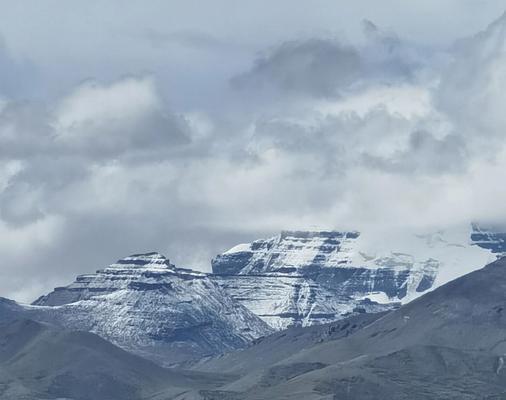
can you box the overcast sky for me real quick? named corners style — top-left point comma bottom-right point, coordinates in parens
top-left (1, 1), bottom-right (506, 302)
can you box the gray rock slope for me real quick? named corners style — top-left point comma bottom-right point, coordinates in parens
top-left (190, 256), bottom-right (506, 399)
top-left (0, 318), bottom-right (234, 400)
top-left (28, 252), bottom-right (272, 365)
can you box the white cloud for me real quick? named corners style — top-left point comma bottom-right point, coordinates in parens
top-left (55, 77), bottom-right (160, 133)
top-left (53, 77), bottom-right (189, 157)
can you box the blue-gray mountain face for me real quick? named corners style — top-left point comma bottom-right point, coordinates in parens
top-left (30, 253), bottom-right (272, 365)
top-left (212, 226), bottom-right (503, 329)
top-left (470, 222), bottom-right (506, 253)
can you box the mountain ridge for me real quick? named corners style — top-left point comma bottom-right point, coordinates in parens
top-left (210, 224), bottom-right (501, 329)
top-left (10, 223), bottom-right (506, 366)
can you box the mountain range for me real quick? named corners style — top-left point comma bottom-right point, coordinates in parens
top-left (211, 224), bottom-right (502, 329)
top-left (1, 224), bottom-right (504, 366)
top-left (2, 224), bottom-right (506, 398)
top-left (3, 248), bottom-right (506, 398)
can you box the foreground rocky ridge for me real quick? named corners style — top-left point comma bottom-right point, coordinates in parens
top-left (0, 318), bottom-right (233, 400)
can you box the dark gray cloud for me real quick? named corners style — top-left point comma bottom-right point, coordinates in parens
top-left (229, 23), bottom-right (429, 103)
top-left (361, 20), bottom-right (426, 82)
top-left (232, 39), bottom-right (362, 97)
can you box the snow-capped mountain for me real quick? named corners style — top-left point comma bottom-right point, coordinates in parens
top-left (30, 252), bottom-right (272, 365)
top-left (10, 224), bottom-right (505, 364)
top-left (212, 225), bottom-right (502, 330)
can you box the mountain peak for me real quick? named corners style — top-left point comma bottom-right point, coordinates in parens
top-left (111, 252), bottom-right (174, 269)
top-left (213, 229), bottom-right (361, 276)
top-left (30, 252), bottom-right (272, 365)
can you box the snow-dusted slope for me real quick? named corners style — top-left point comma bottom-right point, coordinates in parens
top-left (30, 252), bottom-right (272, 365)
top-left (212, 225), bottom-right (501, 330)
top-left (215, 231), bottom-right (360, 275)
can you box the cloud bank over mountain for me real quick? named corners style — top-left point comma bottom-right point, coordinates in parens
top-left (1, 2), bottom-right (506, 301)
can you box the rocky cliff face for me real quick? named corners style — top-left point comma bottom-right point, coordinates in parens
top-left (211, 226), bottom-right (500, 330)
top-left (30, 252), bottom-right (272, 365)
top-left (212, 231), bottom-right (361, 276)
top-left (470, 222), bottom-right (506, 254)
